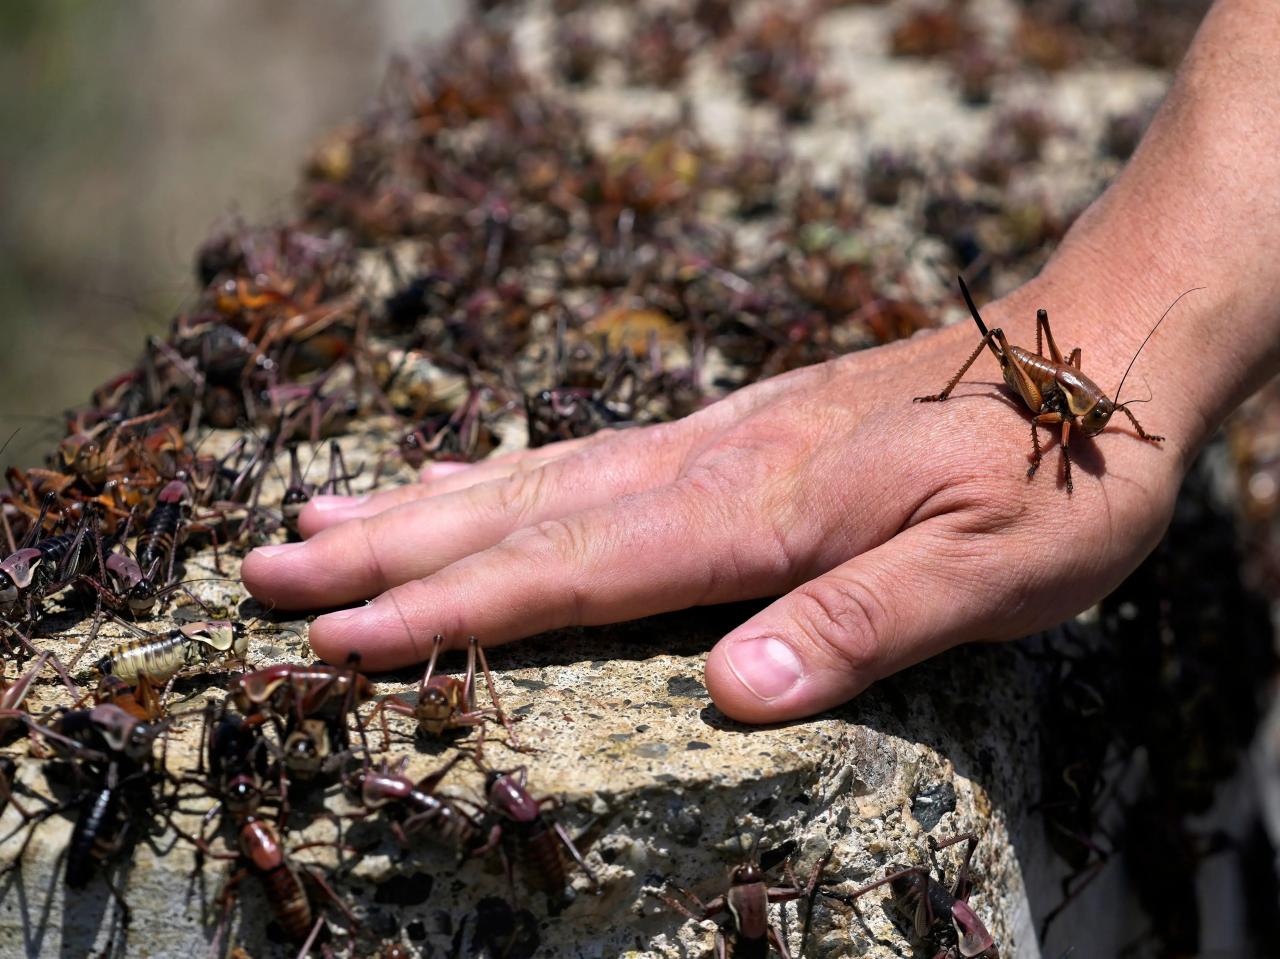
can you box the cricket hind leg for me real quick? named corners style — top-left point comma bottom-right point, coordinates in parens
top-left (1035, 308), bottom-right (1066, 364)
top-left (914, 330), bottom-right (1004, 403)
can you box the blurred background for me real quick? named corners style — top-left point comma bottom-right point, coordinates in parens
top-left (0, 1), bottom-right (460, 464)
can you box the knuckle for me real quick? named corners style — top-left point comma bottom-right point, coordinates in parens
top-left (355, 518), bottom-right (392, 594)
top-left (672, 456), bottom-right (801, 604)
top-left (488, 463), bottom-right (552, 523)
top-left (676, 457), bottom-right (743, 502)
top-left (786, 576), bottom-right (888, 677)
top-left (715, 508), bottom-right (797, 603)
top-left (914, 457), bottom-right (1030, 531)
top-left (758, 509), bottom-right (803, 580)
top-left (957, 473), bottom-right (1032, 530)
top-left (497, 518), bottom-right (591, 626)
top-left (634, 420), bottom-right (682, 458)
top-left (506, 516), bottom-right (591, 569)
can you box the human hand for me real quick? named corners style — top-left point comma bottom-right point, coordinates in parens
top-left (245, 0), bottom-right (1280, 722)
top-left (241, 279), bottom-right (1190, 723)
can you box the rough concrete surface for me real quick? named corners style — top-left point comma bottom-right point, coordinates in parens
top-left (0, 524), bottom-right (1045, 958)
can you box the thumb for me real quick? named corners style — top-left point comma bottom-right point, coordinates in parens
top-left (704, 523), bottom-right (998, 723)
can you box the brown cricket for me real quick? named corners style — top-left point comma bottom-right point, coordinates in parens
top-left (915, 277), bottom-right (1200, 492)
top-left (823, 833), bottom-right (997, 959)
top-left (369, 633), bottom-right (520, 751)
top-left (652, 841), bottom-right (832, 959)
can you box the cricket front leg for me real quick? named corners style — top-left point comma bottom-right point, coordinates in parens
top-left (771, 848), bottom-right (833, 903)
top-left (454, 709), bottom-right (537, 754)
top-left (651, 886), bottom-right (701, 923)
top-left (1030, 412), bottom-right (1063, 481)
top-left (553, 820), bottom-right (600, 890)
top-left (803, 848), bottom-right (834, 896)
top-left (1118, 405), bottom-right (1164, 443)
top-left (370, 695), bottom-right (415, 752)
top-left (473, 639), bottom-right (526, 750)
top-left (656, 884), bottom-right (724, 923)
top-left (66, 606), bottom-right (106, 672)
top-left (1060, 419), bottom-right (1074, 494)
top-left (823, 865), bottom-right (929, 913)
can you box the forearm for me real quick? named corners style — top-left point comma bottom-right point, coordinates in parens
top-left (994, 0), bottom-right (1280, 466)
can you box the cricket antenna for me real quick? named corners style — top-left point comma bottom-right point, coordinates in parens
top-left (0, 428), bottom-right (19, 464)
top-left (1114, 287), bottom-right (1204, 407)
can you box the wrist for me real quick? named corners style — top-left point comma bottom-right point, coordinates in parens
top-left (1000, 0), bottom-right (1280, 464)
top-left (1019, 215), bottom-right (1280, 465)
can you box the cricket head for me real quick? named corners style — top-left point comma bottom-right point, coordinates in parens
top-left (1080, 396), bottom-right (1115, 436)
top-left (417, 683), bottom-right (456, 730)
top-left (224, 773), bottom-right (265, 818)
top-left (90, 703), bottom-right (169, 761)
top-left (0, 571), bottom-right (18, 607)
top-left (729, 861), bottom-right (765, 887)
top-left (125, 580), bottom-right (158, 613)
top-left (284, 718), bottom-right (329, 778)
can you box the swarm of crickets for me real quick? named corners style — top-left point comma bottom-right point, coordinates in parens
top-left (0, 1), bottom-right (1227, 956)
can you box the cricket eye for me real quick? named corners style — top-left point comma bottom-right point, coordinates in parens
top-left (1085, 405), bottom-right (1111, 432)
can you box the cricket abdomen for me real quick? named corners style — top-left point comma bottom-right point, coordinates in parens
top-left (1005, 347), bottom-right (1062, 405)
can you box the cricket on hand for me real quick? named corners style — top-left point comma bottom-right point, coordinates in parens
top-left (915, 277), bottom-right (1202, 493)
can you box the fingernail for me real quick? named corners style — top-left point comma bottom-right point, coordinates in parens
top-left (310, 494), bottom-right (371, 512)
top-left (252, 543), bottom-right (304, 560)
top-left (423, 462), bottom-right (471, 478)
top-left (725, 637), bottom-right (803, 702)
